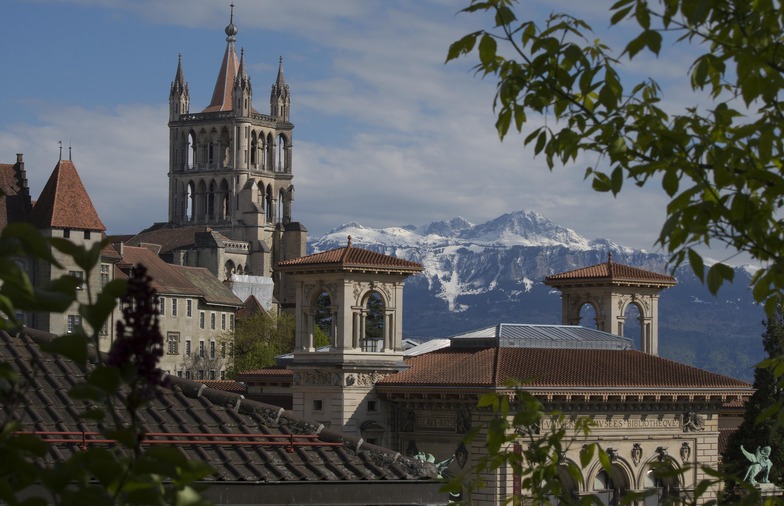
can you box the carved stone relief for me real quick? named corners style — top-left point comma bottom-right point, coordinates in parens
top-left (293, 371), bottom-right (341, 386)
top-left (682, 412), bottom-right (705, 432)
top-left (680, 442), bottom-right (691, 462)
top-left (631, 443), bottom-right (642, 466)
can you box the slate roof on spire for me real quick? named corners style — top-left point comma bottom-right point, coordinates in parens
top-left (277, 240), bottom-right (423, 275)
top-left (30, 159), bottom-right (105, 232)
top-left (544, 253), bottom-right (676, 287)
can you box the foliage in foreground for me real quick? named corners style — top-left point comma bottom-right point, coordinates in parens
top-left (447, 0), bottom-right (784, 314)
top-left (0, 223), bottom-right (212, 505)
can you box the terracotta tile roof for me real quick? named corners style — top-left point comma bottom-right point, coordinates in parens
top-left (115, 245), bottom-right (200, 296)
top-left (237, 295), bottom-right (269, 320)
top-left (378, 348), bottom-right (752, 392)
top-left (277, 238), bottom-right (423, 275)
top-left (203, 40), bottom-right (238, 112)
top-left (195, 380), bottom-right (247, 394)
top-left (172, 265), bottom-right (242, 307)
top-left (545, 253), bottom-right (675, 286)
top-left (237, 367), bottom-right (294, 379)
top-left (30, 160), bottom-right (105, 232)
top-left (1, 327), bottom-right (438, 486)
top-left (126, 225), bottom-right (211, 254)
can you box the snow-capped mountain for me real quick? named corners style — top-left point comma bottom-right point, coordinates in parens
top-left (309, 210), bottom-right (764, 382)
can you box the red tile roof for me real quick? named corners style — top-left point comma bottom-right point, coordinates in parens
top-left (203, 40), bottom-right (238, 112)
top-left (545, 253), bottom-right (675, 287)
top-left (115, 245), bottom-right (199, 296)
top-left (277, 238), bottom-right (423, 275)
top-left (30, 160), bottom-right (105, 232)
top-left (195, 380), bottom-right (247, 393)
top-left (378, 347), bottom-right (751, 392)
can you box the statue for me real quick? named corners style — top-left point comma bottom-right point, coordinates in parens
top-left (414, 452), bottom-right (454, 478)
top-left (741, 445), bottom-right (773, 485)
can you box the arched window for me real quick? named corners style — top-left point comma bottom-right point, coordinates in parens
top-left (276, 134), bottom-right (287, 173)
top-left (579, 303), bottom-right (598, 329)
top-left (186, 181), bottom-right (195, 221)
top-left (622, 302), bottom-right (643, 349)
top-left (361, 292), bottom-right (385, 352)
top-left (207, 181), bottom-right (216, 221)
top-left (250, 132), bottom-right (258, 167)
top-left (266, 185), bottom-right (273, 223)
top-left (224, 260), bottom-right (235, 280)
top-left (314, 291), bottom-right (334, 347)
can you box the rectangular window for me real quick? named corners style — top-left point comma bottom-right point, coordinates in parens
top-left (221, 313), bottom-right (226, 331)
top-left (186, 299), bottom-right (192, 317)
top-left (63, 229), bottom-right (70, 238)
top-left (230, 314), bottom-right (235, 331)
top-left (220, 370), bottom-right (226, 380)
top-left (185, 339), bottom-right (191, 356)
top-left (68, 270), bottom-right (84, 290)
top-left (221, 342), bottom-right (226, 358)
top-left (66, 315), bottom-right (81, 334)
top-left (84, 230), bottom-right (91, 240)
top-left (312, 400), bottom-right (323, 411)
top-left (171, 298), bottom-right (178, 317)
top-left (199, 312), bottom-right (205, 329)
top-left (197, 370), bottom-right (204, 380)
top-left (100, 264), bottom-right (110, 287)
top-left (159, 296), bottom-right (165, 316)
top-left (167, 332), bottom-right (180, 355)
top-left (210, 313), bottom-right (216, 330)
top-left (199, 340), bottom-right (205, 358)
top-left (210, 340), bottom-right (216, 359)
top-left (209, 370), bottom-right (216, 380)
top-left (177, 370), bottom-right (183, 378)
top-left (367, 400), bottom-right (378, 412)
top-left (185, 370), bottom-right (191, 380)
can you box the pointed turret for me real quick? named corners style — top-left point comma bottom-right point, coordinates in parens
top-left (169, 53), bottom-right (190, 121)
top-left (233, 48), bottom-right (252, 117)
top-left (31, 159), bottom-right (105, 232)
top-left (270, 56), bottom-right (291, 121)
top-left (203, 6), bottom-right (240, 113)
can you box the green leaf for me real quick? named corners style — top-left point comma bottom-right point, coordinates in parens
top-left (688, 249), bottom-right (705, 282)
top-left (478, 33), bottom-right (498, 66)
top-left (706, 262), bottom-right (734, 295)
top-left (41, 332), bottom-right (88, 366)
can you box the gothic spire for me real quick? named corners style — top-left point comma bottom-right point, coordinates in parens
top-left (270, 55), bottom-right (291, 120)
top-left (170, 53), bottom-right (188, 96)
top-left (204, 5), bottom-right (240, 112)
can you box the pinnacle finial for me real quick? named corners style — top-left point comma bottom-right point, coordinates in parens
top-left (58, 140), bottom-right (62, 161)
top-left (347, 235), bottom-right (353, 247)
top-left (608, 251), bottom-right (613, 263)
top-left (225, 3), bottom-right (238, 41)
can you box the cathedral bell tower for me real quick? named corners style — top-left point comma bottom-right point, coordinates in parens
top-left (165, 5), bottom-right (306, 307)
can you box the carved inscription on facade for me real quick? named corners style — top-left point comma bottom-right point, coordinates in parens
top-left (542, 417), bottom-right (681, 430)
top-left (415, 414), bottom-right (457, 432)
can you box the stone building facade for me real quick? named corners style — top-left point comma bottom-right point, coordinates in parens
top-left (268, 244), bottom-right (753, 505)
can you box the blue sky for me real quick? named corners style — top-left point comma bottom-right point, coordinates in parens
top-left (2, 0), bottom-right (717, 258)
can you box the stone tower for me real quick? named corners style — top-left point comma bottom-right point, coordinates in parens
top-left (276, 237), bottom-right (423, 446)
top-left (544, 253), bottom-right (676, 355)
top-left (165, 6), bottom-right (305, 309)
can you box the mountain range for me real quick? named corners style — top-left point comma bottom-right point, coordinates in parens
top-left (308, 210), bottom-right (765, 382)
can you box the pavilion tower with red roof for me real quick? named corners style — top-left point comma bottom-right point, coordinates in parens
top-left (544, 253), bottom-right (676, 355)
top-left (28, 156), bottom-right (107, 335)
top-left (276, 237), bottom-right (423, 444)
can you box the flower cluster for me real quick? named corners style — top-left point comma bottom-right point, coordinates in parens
top-left (108, 264), bottom-right (167, 401)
